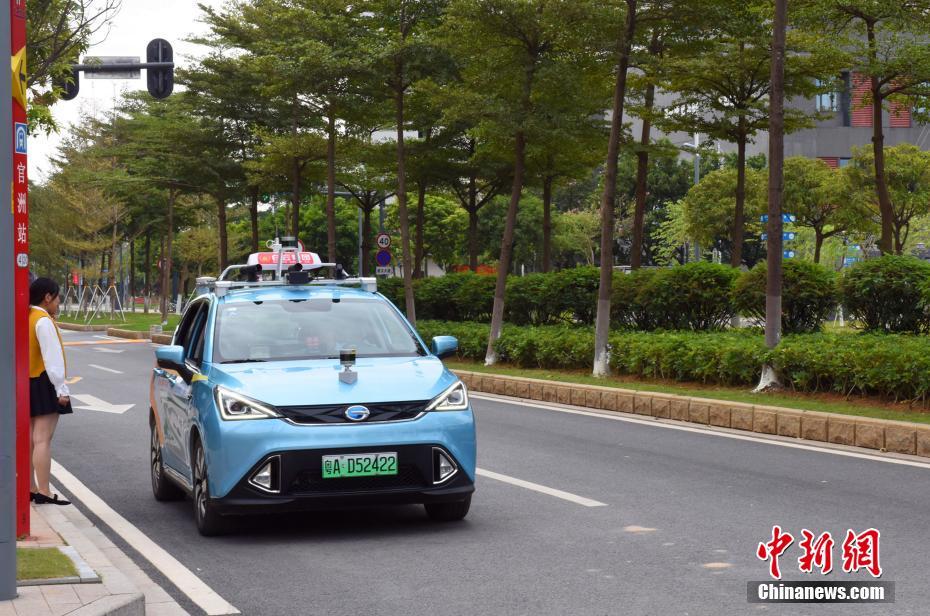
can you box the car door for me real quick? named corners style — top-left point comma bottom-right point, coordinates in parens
top-left (178, 301), bottom-right (210, 475)
top-left (160, 301), bottom-right (207, 474)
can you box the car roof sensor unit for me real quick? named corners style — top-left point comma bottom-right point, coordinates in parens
top-left (286, 263), bottom-right (310, 285)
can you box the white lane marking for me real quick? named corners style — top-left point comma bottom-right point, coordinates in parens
top-left (70, 394), bottom-right (134, 414)
top-left (476, 468), bottom-right (607, 507)
top-left (94, 347), bottom-right (124, 354)
top-left (89, 364), bottom-right (123, 374)
top-left (51, 460), bottom-right (241, 616)
top-left (92, 334), bottom-right (119, 340)
top-left (471, 393), bottom-right (930, 471)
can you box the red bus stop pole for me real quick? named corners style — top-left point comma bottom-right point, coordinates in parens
top-left (12, 0), bottom-right (29, 539)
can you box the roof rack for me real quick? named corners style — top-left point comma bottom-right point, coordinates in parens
top-left (199, 237), bottom-right (378, 297)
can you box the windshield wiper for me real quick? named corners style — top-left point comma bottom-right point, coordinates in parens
top-left (221, 358), bottom-right (268, 364)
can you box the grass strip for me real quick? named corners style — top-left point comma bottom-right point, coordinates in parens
top-left (16, 547), bottom-right (78, 581)
top-left (59, 312), bottom-right (179, 332)
top-left (446, 359), bottom-right (930, 426)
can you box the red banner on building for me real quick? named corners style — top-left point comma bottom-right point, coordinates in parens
top-left (12, 0), bottom-right (29, 537)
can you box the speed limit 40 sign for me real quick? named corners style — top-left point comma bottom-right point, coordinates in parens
top-left (376, 233), bottom-right (391, 249)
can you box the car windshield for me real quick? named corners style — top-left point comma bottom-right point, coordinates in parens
top-left (213, 297), bottom-right (426, 363)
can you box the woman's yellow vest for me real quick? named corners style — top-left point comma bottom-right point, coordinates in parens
top-left (28, 307), bottom-right (66, 378)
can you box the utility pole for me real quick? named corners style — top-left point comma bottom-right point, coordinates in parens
top-left (2, 0), bottom-right (18, 600)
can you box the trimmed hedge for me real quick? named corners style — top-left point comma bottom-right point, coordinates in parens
top-left (840, 255), bottom-right (930, 333)
top-left (416, 320), bottom-right (930, 402)
top-left (733, 260), bottom-right (838, 333)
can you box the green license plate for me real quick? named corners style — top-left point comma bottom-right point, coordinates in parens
top-left (321, 452), bottom-right (398, 479)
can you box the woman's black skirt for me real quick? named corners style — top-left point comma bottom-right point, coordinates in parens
top-left (29, 371), bottom-right (73, 417)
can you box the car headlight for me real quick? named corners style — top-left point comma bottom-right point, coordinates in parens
top-left (426, 381), bottom-right (469, 412)
top-left (215, 387), bottom-right (282, 421)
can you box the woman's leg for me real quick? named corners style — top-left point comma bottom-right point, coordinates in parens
top-left (31, 413), bottom-right (59, 496)
top-left (30, 417), bottom-right (37, 492)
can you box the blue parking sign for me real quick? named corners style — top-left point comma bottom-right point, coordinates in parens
top-left (14, 123), bottom-right (26, 154)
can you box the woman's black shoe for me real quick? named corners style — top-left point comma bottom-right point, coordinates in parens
top-left (29, 492), bottom-right (39, 503)
top-left (33, 493), bottom-right (70, 506)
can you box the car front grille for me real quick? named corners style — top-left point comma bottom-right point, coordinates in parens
top-left (277, 401), bottom-right (428, 425)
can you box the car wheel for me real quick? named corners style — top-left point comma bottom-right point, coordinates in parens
top-left (150, 416), bottom-right (183, 502)
top-left (192, 439), bottom-right (229, 536)
top-left (424, 495), bottom-right (472, 522)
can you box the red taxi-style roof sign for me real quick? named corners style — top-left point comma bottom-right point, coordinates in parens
top-left (246, 251), bottom-right (322, 267)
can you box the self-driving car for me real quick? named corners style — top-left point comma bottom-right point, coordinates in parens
top-left (149, 239), bottom-right (476, 535)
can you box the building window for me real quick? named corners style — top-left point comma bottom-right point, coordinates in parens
top-left (839, 158), bottom-right (851, 168)
top-left (815, 79), bottom-right (839, 113)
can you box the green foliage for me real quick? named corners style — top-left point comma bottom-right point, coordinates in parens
top-left (505, 273), bottom-right (558, 325)
top-left (733, 261), bottom-right (839, 334)
top-left (418, 320), bottom-right (930, 401)
top-left (840, 255), bottom-right (930, 333)
top-left (610, 269), bottom-right (660, 330)
top-left (638, 263), bottom-right (738, 330)
top-left (544, 267), bottom-right (601, 324)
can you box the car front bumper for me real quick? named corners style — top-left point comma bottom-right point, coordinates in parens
top-left (213, 443), bottom-right (474, 515)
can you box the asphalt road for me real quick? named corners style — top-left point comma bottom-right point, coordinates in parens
top-left (45, 329), bottom-right (930, 616)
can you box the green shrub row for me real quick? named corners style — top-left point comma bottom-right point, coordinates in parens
top-left (416, 320), bottom-right (930, 401)
top-left (386, 255), bottom-right (930, 334)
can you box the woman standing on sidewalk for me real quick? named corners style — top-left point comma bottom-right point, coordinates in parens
top-left (29, 277), bottom-right (72, 505)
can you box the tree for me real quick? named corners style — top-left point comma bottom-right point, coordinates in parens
top-left (783, 157), bottom-right (855, 263)
top-left (27, 0), bottom-right (120, 132)
top-left (442, 0), bottom-right (602, 365)
top-left (815, 0), bottom-right (930, 254)
top-left (660, 0), bottom-right (840, 267)
top-left (593, 0), bottom-right (636, 377)
top-left (677, 166), bottom-right (768, 254)
top-left (845, 144), bottom-right (930, 254)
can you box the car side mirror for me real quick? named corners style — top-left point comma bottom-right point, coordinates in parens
top-left (431, 336), bottom-right (458, 360)
top-left (156, 345), bottom-right (185, 370)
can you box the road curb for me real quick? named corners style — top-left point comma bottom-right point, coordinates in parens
top-left (58, 322), bottom-right (109, 332)
top-left (105, 328), bottom-right (149, 340)
top-left (454, 370), bottom-right (930, 459)
top-left (151, 333), bottom-right (173, 345)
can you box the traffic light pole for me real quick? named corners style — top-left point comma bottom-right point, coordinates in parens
top-left (1, 0), bottom-right (17, 601)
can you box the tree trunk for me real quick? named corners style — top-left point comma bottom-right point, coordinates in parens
top-left (326, 111), bottom-right (337, 262)
top-left (866, 24), bottom-right (894, 254)
top-left (631, 76), bottom-right (655, 270)
top-left (158, 236), bottom-right (166, 318)
top-left (542, 175), bottom-right (553, 273)
top-left (161, 189), bottom-right (175, 323)
top-left (361, 207), bottom-right (373, 277)
top-left (485, 131), bottom-right (527, 365)
top-left (394, 58), bottom-right (417, 325)
top-left (109, 213), bottom-right (118, 317)
top-left (814, 228), bottom-right (824, 264)
top-left (414, 181), bottom-right (426, 278)
top-left (129, 239), bottom-right (136, 299)
top-left (468, 173), bottom-right (479, 271)
top-left (249, 186), bottom-right (260, 251)
top-left (143, 232), bottom-right (150, 314)
top-left (291, 157), bottom-right (302, 239)
top-left (730, 128), bottom-right (747, 268)
top-left (216, 196), bottom-right (228, 272)
top-left (758, 0), bottom-right (787, 391)
top-left (593, 0), bottom-right (637, 377)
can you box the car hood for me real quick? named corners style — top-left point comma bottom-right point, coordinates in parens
top-left (206, 356), bottom-right (458, 407)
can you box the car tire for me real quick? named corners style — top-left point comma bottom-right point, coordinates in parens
top-left (424, 495), bottom-right (471, 522)
top-left (192, 439), bottom-right (229, 536)
top-left (150, 415), bottom-right (183, 502)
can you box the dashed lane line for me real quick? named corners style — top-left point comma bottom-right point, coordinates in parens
top-left (476, 468), bottom-right (607, 507)
top-left (64, 339), bottom-right (149, 347)
top-left (88, 364), bottom-right (123, 374)
top-left (51, 460), bottom-right (241, 616)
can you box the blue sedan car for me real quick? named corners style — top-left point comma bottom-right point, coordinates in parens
top-left (149, 262), bottom-right (475, 536)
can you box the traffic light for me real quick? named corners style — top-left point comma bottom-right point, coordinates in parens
top-left (146, 38), bottom-right (174, 99)
top-left (57, 67), bottom-right (80, 100)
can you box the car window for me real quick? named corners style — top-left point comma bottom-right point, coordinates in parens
top-left (173, 302), bottom-right (202, 350)
top-left (187, 302), bottom-right (210, 367)
top-left (213, 297), bottom-right (425, 363)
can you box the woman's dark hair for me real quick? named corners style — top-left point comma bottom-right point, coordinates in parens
top-left (29, 277), bottom-right (60, 307)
